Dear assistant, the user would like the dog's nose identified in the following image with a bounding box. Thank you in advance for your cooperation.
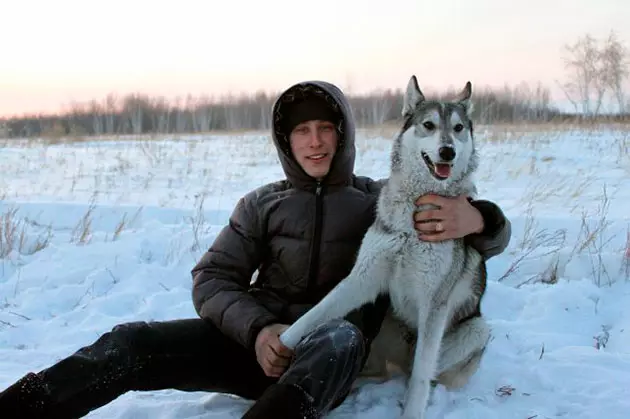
[438,146,456,161]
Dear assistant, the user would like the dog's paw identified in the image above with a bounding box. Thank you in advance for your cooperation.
[399,402,426,419]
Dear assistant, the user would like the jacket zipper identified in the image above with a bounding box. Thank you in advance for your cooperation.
[306,181,324,296]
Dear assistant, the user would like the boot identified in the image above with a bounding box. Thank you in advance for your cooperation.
[0,372,56,419]
[241,383,317,419]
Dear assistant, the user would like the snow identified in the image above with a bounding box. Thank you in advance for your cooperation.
[1,126,629,418]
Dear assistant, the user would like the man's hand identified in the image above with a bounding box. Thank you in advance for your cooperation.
[254,323,294,378]
[413,194,484,242]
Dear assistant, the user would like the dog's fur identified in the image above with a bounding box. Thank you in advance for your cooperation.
[280,76,491,419]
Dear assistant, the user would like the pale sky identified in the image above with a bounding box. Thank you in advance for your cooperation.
[1,0,628,117]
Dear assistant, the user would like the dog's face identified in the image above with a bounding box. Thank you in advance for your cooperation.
[396,76,476,182]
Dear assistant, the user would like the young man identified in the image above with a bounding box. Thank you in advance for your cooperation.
[0,81,511,419]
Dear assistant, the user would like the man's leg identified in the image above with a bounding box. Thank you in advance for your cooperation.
[0,318,274,419]
[242,318,366,419]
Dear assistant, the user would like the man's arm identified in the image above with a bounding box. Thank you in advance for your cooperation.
[191,193,279,350]
[363,176,512,260]
[465,199,512,260]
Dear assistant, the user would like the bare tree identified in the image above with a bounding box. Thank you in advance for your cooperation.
[103,94,117,135]
[253,90,272,130]
[191,95,213,132]
[123,95,144,134]
[600,31,629,113]
[172,96,189,133]
[151,96,171,134]
[67,101,88,135]
[534,82,551,120]
[559,34,606,116]
[368,90,393,125]
[222,93,240,131]
[89,100,103,135]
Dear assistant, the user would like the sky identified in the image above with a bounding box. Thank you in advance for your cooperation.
[1,0,629,117]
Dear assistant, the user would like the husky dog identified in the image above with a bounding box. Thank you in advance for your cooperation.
[280,75,490,419]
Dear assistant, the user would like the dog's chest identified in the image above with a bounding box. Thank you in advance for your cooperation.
[388,239,456,326]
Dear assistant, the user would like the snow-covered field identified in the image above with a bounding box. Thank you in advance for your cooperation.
[1,125,629,418]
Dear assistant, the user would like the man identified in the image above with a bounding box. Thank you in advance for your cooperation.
[0,81,511,419]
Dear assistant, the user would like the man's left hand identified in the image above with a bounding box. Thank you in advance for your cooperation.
[413,194,484,242]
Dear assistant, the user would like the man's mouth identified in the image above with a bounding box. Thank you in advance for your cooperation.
[421,152,452,180]
[307,153,328,161]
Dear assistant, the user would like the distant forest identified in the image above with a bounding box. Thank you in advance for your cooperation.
[0,83,561,139]
[1,32,628,139]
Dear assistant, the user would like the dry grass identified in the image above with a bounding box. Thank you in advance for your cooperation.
[621,226,630,282]
[479,119,630,134]
[593,325,612,350]
[112,215,127,241]
[187,193,210,253]
[573,187,617,287]
[110,207,143,241]
[0,207,52,258]
[498,203,566,285]
[504,183,624,288]
[10,127,271,147]
[359,119,630,141]
[70,199,96,245]
[615,131,630,172]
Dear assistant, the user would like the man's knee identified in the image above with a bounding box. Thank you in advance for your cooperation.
[298,319,365,359]
[110,321,150,338]
[84,321,151,362]
[283,319,366,414]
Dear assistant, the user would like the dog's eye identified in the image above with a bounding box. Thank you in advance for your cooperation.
[454,123,464,132]
[422,121,435,130]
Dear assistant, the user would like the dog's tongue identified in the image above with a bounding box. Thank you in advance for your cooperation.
[435,163,451,178]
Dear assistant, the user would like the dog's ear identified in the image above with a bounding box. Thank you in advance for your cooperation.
[402,75,425,118]
[455,81,474,115]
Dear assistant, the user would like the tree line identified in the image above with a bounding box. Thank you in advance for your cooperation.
[1,32,627,139]
[0,83,559,139]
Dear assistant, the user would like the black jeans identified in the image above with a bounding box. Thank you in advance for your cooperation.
[0,318,365,419]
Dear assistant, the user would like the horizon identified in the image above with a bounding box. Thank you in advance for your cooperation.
[2,0,629,118]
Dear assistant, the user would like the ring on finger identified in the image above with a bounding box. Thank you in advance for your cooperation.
[435,222,444,232]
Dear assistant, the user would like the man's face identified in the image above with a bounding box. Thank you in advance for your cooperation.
[289,119,338,180]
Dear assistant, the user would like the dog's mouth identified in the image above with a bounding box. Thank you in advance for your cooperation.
[421,152,452,180]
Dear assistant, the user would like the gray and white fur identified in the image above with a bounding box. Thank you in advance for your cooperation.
[280,75,491,419]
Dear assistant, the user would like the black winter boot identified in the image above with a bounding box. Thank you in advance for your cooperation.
[241,383,316,419]
[0,372,57,419]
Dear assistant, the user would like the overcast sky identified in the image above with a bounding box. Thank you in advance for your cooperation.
[1,0,628,116]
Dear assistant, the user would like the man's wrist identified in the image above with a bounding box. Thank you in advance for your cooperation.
[468,199,505,238]
[250,318,281,350]
[473,218,485,234]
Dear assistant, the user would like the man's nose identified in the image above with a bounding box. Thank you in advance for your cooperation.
[308,131,324,147]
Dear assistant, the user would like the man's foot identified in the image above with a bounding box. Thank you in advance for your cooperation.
[241,383,316,419]
[0,372,53,419]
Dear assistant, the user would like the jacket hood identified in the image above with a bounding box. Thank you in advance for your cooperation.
[271,81,356,190]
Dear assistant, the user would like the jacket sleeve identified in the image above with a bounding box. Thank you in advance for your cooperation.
[191,193,279,350]
[465,199,512,260]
